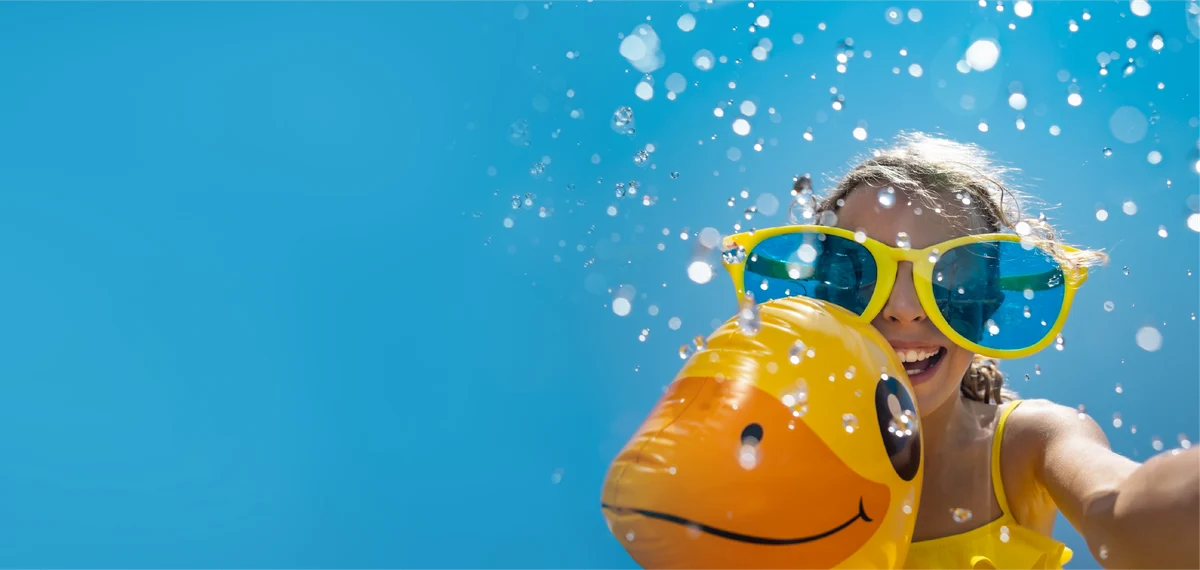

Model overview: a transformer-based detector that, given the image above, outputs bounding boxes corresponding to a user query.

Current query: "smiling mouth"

[600,498,872,545]
[896,347,946,377]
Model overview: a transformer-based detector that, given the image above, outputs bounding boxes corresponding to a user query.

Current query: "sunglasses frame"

[720,225,1090,360]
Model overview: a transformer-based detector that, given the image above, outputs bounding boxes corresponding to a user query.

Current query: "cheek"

[913,346,975,413]
[941,346,975,379]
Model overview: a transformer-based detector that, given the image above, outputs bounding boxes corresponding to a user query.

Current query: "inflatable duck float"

[601,296,924,569]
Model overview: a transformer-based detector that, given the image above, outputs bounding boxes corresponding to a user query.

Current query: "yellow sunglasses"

[720,225,1089,360]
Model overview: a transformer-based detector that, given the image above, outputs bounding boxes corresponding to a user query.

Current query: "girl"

[754,133,1198,569]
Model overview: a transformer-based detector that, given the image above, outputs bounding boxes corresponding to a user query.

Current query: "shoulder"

[1003,398,1110,445]
[994,400,1116,527]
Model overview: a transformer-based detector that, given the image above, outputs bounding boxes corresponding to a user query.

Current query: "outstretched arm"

[1032,403,1199,569]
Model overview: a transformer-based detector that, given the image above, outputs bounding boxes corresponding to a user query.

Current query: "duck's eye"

[741,422,764,446]
[874,376,921,481]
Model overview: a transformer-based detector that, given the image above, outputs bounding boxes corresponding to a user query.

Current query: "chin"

[912,359,974,416]
[911,377,952,417]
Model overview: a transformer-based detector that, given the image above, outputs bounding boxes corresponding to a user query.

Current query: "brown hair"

[790,132,1108,404]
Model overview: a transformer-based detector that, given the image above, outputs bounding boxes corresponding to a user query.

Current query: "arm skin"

[1026,401,1199,569]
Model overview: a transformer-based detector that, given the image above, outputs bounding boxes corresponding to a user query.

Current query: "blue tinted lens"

[744,232,877,315]
[933,241,1066,351]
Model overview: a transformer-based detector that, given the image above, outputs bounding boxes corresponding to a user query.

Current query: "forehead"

[833,184,989,249]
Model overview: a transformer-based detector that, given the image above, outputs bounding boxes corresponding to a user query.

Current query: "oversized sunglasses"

[720,225,1089,359]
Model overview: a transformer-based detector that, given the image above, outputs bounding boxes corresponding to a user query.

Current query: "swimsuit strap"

[990,399,1023,515]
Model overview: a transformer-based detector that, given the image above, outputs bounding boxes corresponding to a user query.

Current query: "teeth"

[896,348,939,363]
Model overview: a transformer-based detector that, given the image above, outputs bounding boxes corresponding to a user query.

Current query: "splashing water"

[951,508,974,523]
[479,6,1200,491]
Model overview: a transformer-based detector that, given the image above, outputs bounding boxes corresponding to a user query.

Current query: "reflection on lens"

[934,241,1066,351]
[744,232,877,315]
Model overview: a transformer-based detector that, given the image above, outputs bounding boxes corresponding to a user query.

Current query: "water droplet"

[878,187,896,207]
[1104,301,1115,312]
[612,297,632,317]
[951,508,974,523]
[687,261,713,284]
[1189,214,1200,233]
[737,295,761,334]
[1152,437,1164,451]
[1123,266,1130,276]
[722,244,747,264]
[732,118,751,136]
[626,531,636,541]
[1034,364,1042,375]
[928,250,941,263]
[781,379,809,417]
[842,413,859,433]
[611,106,635,135]
[1098,544,1109,560]
[1112,413,1123,428]
[1103,147,1113,157]
[738,441,760,470]
[788,341,807,364]
[679,344,693,360]
[509,119,531,145]
[895,232,911,249]
[670,171,680,179]
[633,150,650,166]
[887,396,916,438]
[1150,33,1164,51]
[1136,326,1163,351]
[964,39,1000,72]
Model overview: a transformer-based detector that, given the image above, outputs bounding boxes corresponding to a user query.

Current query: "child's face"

[834,184,987,416]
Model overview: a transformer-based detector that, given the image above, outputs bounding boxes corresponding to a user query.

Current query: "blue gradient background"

[0,1,1196,568]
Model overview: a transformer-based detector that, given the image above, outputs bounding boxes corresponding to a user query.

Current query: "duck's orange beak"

[601,376,890,569]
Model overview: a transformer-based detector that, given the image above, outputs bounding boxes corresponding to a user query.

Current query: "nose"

[878,262,927,324]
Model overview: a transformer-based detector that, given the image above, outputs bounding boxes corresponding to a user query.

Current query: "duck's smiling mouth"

[599,498,872,545]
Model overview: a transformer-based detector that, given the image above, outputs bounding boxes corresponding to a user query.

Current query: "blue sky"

[0,1,1195,568]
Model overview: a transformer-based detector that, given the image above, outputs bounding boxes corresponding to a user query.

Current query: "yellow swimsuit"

[903,401,1074,569]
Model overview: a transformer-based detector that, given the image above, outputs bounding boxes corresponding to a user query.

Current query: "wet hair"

[790,131,1109,404]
